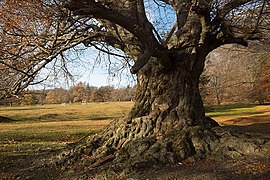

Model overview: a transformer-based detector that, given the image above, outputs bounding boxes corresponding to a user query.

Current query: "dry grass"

[0,102,269,179]
[206,104,270,124]
[0,102,269,157]
[0,102,133,156]
[0,101,133,122]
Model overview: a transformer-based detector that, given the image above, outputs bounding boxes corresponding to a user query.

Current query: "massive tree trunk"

[131,52,210,129]
[57,50,263,175]
[55,1,269,176]
[57,50,267,177]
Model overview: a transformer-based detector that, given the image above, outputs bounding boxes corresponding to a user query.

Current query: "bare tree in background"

[201,39,270,105]
[1,0,270,175]
[203,44,265,105]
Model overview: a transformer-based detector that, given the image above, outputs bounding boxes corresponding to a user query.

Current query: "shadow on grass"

[38,114,59,120]
[223,123,270,140]
[205,104,270,118]
[221,116,270,139]
[0,107,54,111]
[86,116,117,120]
[0,116,17,123]
[209,111,263,118]
[205,104,258,113]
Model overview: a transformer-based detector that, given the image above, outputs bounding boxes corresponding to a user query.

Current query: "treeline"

[1,45,269,107]
[200,44,270,105]
[0,82,136,106]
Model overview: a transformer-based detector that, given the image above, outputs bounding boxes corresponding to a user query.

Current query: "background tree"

[69,82,88,103]
[112,85,136,102]
[201,43,270,105]
[44,88,70,104]
[92,86,114,102]
[33,90,47,105]
[21,93,37,106]
[251,56,270,103]
[0,0,270,175]
[203,44,259,105]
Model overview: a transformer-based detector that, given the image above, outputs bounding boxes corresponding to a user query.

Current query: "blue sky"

[30,1,176,90]
[77,65,136,88]
[31,65,135,90]
[30,46,136,90]
[68,46,136,88]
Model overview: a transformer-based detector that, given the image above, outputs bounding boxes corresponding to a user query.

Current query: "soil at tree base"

[1,152,270,179]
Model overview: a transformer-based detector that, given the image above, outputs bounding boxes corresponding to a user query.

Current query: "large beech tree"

[1,0,270,175]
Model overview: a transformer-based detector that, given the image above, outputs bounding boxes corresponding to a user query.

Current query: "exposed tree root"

[54,116,269,177]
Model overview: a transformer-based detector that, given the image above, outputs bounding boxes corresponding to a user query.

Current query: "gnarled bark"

[51,1,270,176]
[56,51,267,177]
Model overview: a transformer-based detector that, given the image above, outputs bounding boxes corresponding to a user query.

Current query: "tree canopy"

[0,0,269,99]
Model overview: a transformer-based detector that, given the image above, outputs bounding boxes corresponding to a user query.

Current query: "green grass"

[0,102,134,156]
[0,102,269,157]
[206,104,270,120]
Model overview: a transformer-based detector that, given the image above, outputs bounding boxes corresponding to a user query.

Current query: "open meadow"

[0,102,270,179]
[0,102,133,155]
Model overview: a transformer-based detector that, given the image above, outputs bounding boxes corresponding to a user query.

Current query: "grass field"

[206,104,270,124]
[0,102,269,178]
[0,102,133,157]
[0,102,269,156]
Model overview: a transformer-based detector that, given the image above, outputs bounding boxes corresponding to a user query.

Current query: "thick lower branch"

[131,49,154,74]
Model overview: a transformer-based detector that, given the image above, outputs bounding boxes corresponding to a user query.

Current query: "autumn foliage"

[0,0,91,98]
[0,0,54,96]
[255,58,270,103]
